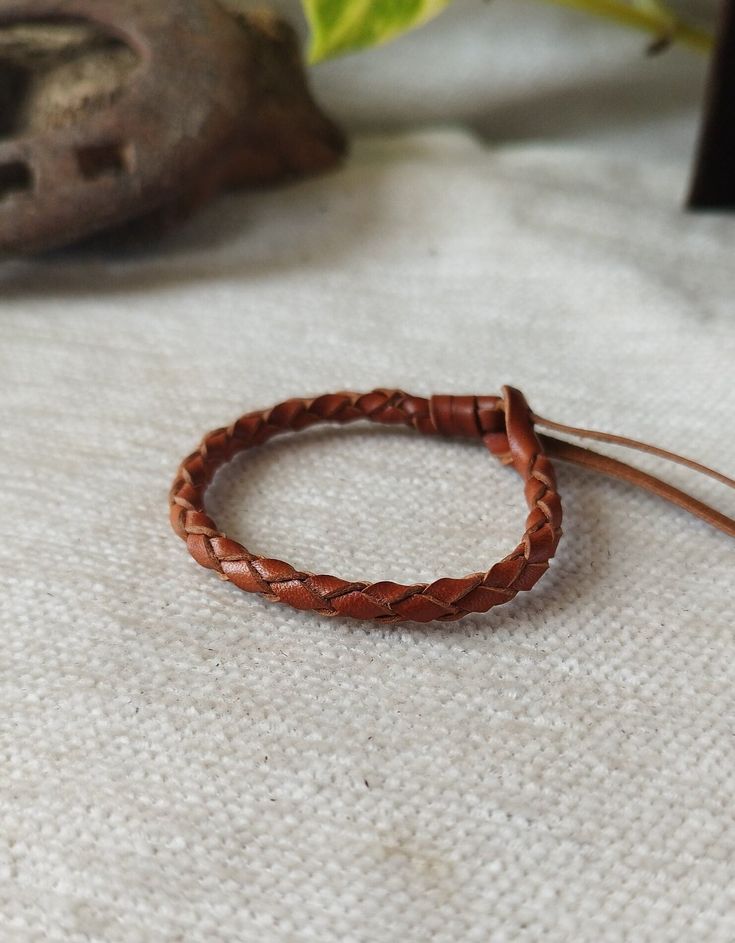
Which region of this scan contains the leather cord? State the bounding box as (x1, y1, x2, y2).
(170, 387, 735, 623)
(539, 436, 735, 539)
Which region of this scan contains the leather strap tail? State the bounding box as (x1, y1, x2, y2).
(532, 415, 735, 538)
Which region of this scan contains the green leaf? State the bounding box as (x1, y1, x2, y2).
(301, 0, 712, 62)
(304, 0, 455, 62)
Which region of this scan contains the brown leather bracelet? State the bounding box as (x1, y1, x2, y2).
(169, 386, 735, 624)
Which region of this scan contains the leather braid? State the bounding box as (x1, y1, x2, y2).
(169, 387, 563, 623)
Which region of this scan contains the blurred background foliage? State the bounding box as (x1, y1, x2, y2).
(302, 0, 713, 60)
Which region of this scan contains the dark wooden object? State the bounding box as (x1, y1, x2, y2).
(689, 0, 735, 209)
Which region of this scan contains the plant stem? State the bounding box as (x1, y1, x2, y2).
(536, 0, 713, 52)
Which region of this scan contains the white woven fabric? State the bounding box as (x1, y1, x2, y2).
(1, 4, 734, 940)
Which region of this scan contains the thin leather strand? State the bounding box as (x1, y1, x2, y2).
(539, 435, 735, 539)
(533, 413, 735, 490)
(170, 387, 733, 624)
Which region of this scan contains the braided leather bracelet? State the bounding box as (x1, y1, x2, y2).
(169, 386, 735, 624)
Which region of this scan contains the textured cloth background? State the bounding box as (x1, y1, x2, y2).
(1, 2, 735, 940)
